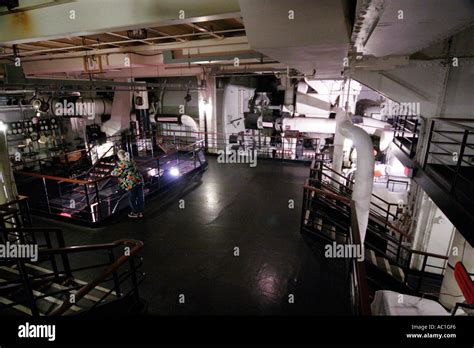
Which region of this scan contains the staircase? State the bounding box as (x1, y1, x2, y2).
(301, 160, 450, 300)
(0, 227, 145, 316)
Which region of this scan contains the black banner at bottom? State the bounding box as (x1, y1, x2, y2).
(0, 315, 472, 346)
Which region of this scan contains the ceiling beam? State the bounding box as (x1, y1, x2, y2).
(105, 32, 153, 46)
(147, 28, 186, 43)
(186, 23, 224, 39)
(0, 0, 240, 44)
(0, 31, 247, 59)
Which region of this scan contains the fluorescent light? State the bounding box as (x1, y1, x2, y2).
(0, 121, 7, 132)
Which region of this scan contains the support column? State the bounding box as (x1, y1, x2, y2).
(198, 74, 217, 153)
(0, 126, 17, 204)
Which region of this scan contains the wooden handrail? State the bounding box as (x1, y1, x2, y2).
(303, 183, 409, 237)
(367, 210, 411, 240)
(15, 170, 113, 185)
(50, 239, 144, 316)
(350, 200, 372, 316)
(303, 184, 351, 204)
(409, 249, 449, 260)
(0, 195, 29, 209)
(307, 165, 411, 239)
(39, 242, 119, 255)
(311, 162, 395, 207)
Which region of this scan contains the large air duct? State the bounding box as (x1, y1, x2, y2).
(51, 97, 112, 118)
(281, 116, 336, 134)
(334, 108, 374, 242)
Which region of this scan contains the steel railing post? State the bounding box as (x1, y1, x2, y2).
(451, 129, 469, 193)
(423, 119, 435, 170)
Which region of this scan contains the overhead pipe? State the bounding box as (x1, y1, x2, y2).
(155, 114, 199, 133)
(50, 97, 112, 117)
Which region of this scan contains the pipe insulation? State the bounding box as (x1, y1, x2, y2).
(180, 114, 199, 133)
(281, 117, 336, 133)
(335, 108, 374, 242)
(51, 98, 112, 117)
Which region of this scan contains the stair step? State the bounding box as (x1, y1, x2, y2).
(0, 263, 119, 316)
(365, 248, 405, 283)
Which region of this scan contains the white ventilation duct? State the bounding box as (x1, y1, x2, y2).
(180, 114, 199, 133)
(281, 116, 336, 134)
(282, 108, 375, 240)
(335, 108, 374, 242)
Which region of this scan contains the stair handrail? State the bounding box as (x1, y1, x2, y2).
(302, 184, 371, 315)
(50, 239, 143, 315)
(306, 177, 411, 240)
(349, 200, 372, 315)
(14, 170, 113, 185)
(85, 144, 116, 176)
(312, 160, 399, 209)
(303, 185, 450, 298)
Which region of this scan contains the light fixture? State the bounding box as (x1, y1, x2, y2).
(31, 98, 42, 110)
(0, 121, 7, 132)
(169, 167, 180, 177)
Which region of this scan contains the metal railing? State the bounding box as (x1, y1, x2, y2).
(0, 195, 32, 229)
(0, 227, 144, 316)
(13, 136, 207, 225)
(301, 184, 371, 315)
(393, 115, 419, 158)
(156, 126, 333, 162)
(309, 160, 406, 229)
(302, 177, 450, 300)
(423, 118, 474, 197)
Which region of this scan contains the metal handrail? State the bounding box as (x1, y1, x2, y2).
(85, 144, 116, 176)
(302, 184, 450, 299)
(50, 239, 143, 315)
(310, 161, 406, 227)
(301, 184, 371, 315)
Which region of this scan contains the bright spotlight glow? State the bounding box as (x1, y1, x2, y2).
(0, 121, 7, 132)
(169, 167, 180, 177)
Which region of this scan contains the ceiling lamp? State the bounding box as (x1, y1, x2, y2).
(127, 29, 147, 40)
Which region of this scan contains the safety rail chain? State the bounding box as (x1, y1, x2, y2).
(0, 227, 144, 316)
(309, 159, 408, 237)
(393, 115, 419, 158)
(301, 182, 450, 298)
(301, 185, 371, 315)
(13, 139, 207, 224)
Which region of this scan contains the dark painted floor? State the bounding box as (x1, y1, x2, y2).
(34, 156, 351, 315)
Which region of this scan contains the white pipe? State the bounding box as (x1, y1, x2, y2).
(281, 117, 336, 133)
(335, 108, 374, 242)
(180, 114, 199, 133)
(51, 97, 112, 116)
